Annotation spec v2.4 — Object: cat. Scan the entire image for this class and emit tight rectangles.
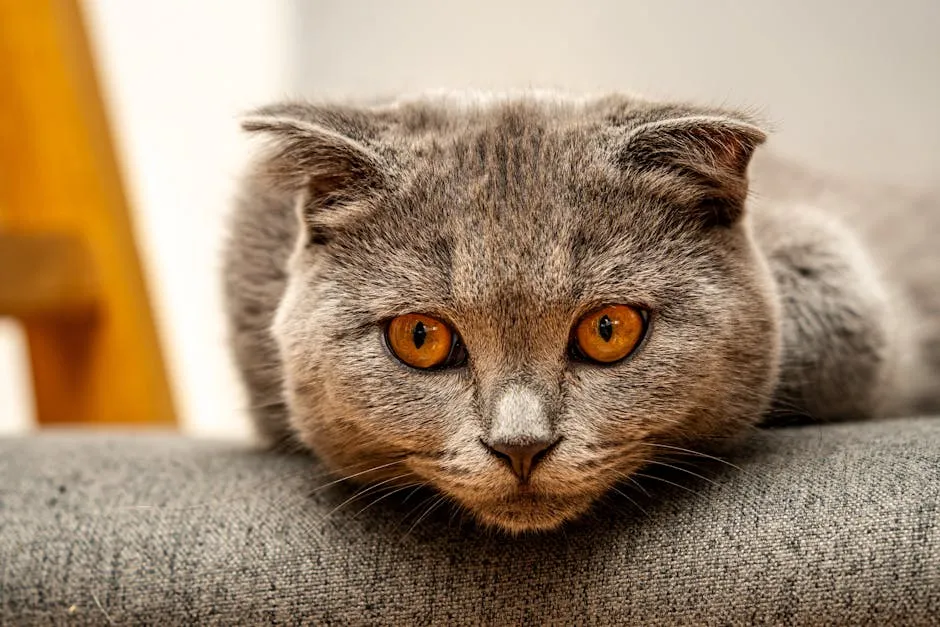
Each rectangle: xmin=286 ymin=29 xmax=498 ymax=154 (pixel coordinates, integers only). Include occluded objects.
xmin=223 ymin=92 xmax=939 ymax=533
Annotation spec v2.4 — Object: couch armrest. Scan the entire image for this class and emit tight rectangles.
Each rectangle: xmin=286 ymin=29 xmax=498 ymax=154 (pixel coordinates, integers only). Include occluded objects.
xmin=2 ymin=418 xmax=938 ymax=624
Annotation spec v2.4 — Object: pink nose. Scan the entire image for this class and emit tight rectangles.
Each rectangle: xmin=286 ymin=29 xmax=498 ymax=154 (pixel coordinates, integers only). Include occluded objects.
xmin=484 ymin=438 xmax=558 ymax=482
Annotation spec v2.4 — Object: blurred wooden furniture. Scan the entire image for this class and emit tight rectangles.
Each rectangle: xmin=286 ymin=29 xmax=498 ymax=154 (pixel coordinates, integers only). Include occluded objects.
xmin=0 ymin=0 xmax=176 ymax=426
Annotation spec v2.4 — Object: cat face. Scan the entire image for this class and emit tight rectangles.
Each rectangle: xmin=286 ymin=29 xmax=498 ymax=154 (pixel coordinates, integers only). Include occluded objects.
xmin=251 ymin=95 xmax=780 ymax=532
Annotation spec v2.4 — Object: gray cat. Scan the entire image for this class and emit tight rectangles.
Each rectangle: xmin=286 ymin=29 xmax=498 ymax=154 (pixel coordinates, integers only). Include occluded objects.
xmin=223 ymin=92 xmax=939 ymax=533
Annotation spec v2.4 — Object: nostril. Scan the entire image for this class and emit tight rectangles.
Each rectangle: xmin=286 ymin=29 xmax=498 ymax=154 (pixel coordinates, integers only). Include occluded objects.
xmin=482 ymin=437 xmax=560 ymax=482
xmin=530 ymin=443 xmax=553 ymax=468
xmin=483 ymin=441 xmax=513 ymax=465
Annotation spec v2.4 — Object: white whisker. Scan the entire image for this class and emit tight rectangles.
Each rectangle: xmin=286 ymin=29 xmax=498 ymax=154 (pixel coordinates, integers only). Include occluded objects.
xmin=321 ymin=473 xmax=414 ymax=521
xmin=354 ymin=481 xmax=429 ymax=518
xmin=310 ymin=459 xmax=407 ymax=493
xmin=643 ymin=460 xmax=720 ymax=487
xmin=609 ymin=485 xmax=650 ymax=518
xmin=642 ymin=442 xmax=743 ymax=472
xmin=404 ymin=495 xmax=449 ymax=538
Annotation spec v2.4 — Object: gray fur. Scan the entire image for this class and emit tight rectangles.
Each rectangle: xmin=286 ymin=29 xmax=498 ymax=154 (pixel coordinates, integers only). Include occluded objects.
xmin=490 ymin=385 xmax=552 ymax=447
xmin=223 ymin=92 xmax=939 ymax=533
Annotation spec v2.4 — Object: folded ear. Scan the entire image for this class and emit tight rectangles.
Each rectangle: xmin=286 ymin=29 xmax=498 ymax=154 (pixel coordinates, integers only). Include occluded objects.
xmin=616 ymin=115 xmax=766 ymax=227
xmin=242 ymin=108 xmax=393 ymax=243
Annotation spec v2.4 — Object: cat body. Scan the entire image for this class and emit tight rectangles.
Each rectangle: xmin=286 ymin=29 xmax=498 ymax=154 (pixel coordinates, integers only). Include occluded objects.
xmin=224 ymin=92 xmax=939 ymax=532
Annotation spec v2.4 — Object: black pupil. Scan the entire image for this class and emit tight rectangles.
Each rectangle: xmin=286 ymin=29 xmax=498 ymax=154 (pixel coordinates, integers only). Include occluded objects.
xmin=598 ymin=315 xmax=613 ymax=342
xmin=412 ymin=321 xmax=427 ymax=349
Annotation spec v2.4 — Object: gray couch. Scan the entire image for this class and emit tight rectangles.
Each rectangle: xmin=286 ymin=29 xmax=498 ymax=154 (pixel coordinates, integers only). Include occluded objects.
xmin=2 ymin=417 xmax=938 ymax=625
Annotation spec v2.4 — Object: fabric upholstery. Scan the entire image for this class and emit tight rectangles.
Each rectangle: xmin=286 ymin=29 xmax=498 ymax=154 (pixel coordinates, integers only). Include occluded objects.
xmin=1 ymin=418 xmax=938 ymax=625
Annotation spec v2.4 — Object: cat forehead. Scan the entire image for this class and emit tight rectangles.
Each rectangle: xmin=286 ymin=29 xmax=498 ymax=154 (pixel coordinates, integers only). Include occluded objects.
xmin=384 ymin=104 xmax=622 ymax=222
xmin=349 ymin=108 xmax=689 ymax=294
xmin=342 ymin=167 xmax=689 ymax=317
xmin=385 ymin=123 xmax=655 ymax=265
xmin=375 ymin=97 xmax=705 ymax=231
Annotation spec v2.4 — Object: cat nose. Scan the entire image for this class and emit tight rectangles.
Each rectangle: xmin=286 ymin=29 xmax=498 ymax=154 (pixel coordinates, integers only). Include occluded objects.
xmin=484 ymin=437 xmax=559 ymax=482
xmin=486 ymin=384 xmax=557 ymax=482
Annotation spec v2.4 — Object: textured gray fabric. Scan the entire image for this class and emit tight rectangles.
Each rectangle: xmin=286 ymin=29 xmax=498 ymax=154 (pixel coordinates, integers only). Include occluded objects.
xmin=1 ymin=419 xmax=938 ymax=625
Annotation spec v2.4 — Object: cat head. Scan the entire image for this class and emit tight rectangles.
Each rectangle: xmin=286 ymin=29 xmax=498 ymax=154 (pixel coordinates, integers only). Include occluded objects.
xmin=244 ymin=93 xmax=780 ymax=533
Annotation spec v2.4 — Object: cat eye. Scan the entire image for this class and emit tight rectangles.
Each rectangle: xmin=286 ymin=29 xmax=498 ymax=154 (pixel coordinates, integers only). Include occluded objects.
xmin=571 ymin=304 xmax=646 ymax=364
xmin=386 ymin=313 xmax=466 ymax=370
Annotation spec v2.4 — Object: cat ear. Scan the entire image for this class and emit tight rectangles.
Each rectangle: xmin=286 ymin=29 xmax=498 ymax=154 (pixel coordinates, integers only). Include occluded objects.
xmin=242 ymin=112 xmax=389 ymax=201
xmin=242 ymin=109 xmax=392 ymax=243
xmin=616 ymin=115 xmax=766 ymax=227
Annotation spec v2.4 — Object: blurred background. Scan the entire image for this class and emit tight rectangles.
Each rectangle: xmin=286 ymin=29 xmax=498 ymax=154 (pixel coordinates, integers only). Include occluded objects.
xmin=1 ymin=0 xmax=938 ymax=438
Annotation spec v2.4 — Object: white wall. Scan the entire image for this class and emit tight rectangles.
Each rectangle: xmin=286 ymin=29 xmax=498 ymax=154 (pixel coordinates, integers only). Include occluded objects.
xmin=80 ymin=0 xmax=295 ymax=437
xmin=0 ymin=320 xmax=34 ymax=434
xmin=2 ymin=1 xmax=937 ymax=435
xmin=293 ymin=0 xmax=940 ymax=187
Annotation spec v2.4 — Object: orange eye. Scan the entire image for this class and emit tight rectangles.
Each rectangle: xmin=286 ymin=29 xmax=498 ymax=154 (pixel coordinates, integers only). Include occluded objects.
xmin=573 ymin=304 xmax=646 ymax=364
xmin=386 ymin=313 xmax=457 ymax=369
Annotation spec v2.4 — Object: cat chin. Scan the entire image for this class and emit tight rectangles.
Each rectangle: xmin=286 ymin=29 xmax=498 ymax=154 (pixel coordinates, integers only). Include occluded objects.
xmin=467 ymin=494 xmax=594 ymax=534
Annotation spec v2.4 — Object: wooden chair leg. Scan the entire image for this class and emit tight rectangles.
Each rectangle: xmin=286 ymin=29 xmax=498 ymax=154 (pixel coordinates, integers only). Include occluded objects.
xmin=0 ymin=0 xmax=176 ymax=426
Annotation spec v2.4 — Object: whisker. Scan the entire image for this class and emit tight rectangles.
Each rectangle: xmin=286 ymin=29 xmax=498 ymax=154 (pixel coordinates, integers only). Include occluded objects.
xmin=309 ymin=459 xmax=407 ymax=493
xmin=304 ymin=456 xmax=410 ymax=484
xmin=401 ymin=484 xmax=428 ymax=505
xmin=321 ymin=473 xmax=414 ymax=522
xmin=404 ymin=495 xmax=449 ymax=538
xmin=624 ymin=474 xmax=651 ymax=497
xmin=643 ymin=460 xmax=720 ymax=487
xmin=632 ymin=472 xmax=706 ymax=499
xmin=399 ymin=492 xmax=439 ymax=528
xmin=448 ymin=499 xmax=465 ymax=527
xmin=608 ymin=485 xmax=650 ymax=518
xmin=353 ymin=481 xmax=429 ymax=518
xmin=642 ymin=443 xmax=743 ymax=472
